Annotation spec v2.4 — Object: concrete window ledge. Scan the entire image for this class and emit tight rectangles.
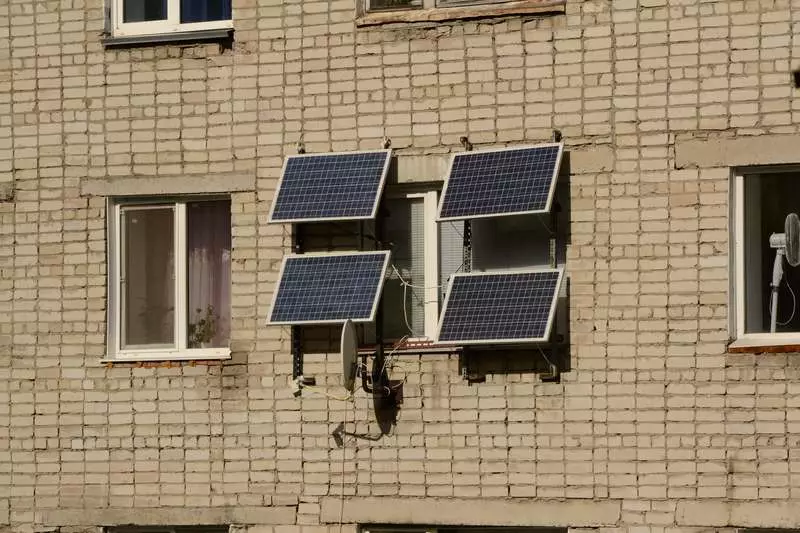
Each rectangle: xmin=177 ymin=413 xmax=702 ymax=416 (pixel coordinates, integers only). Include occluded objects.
xmin=101 ymin=28 xmax=233 ymax=47
xmin=40 ymin=506 xmax=296 ymax=527
xmin=727 ymin=337 xmax=800 ymax=354
xmin=80 ymin=172 xmax=256 ymax=198
xmin=677 ymin=501 xmax=800 ymax=527
xmin=356 ymin=0 xmax=565 ymax=26
xmin=674 ymin=132 xmax=800 ymax=169
xmin=320 ymin=497 xmax=621 ymax=527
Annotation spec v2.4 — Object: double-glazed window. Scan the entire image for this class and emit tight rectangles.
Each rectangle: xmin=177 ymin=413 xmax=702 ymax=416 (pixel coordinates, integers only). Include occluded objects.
xmin=107 ymin=198 xmax=232 ymax=361
xmin=732 ymin=168 xmax=800 ymax=346
xmin=111 ymin=0 xmax=232 ymax=37
xmin=380 ymin=191 xmax=463 ymax=340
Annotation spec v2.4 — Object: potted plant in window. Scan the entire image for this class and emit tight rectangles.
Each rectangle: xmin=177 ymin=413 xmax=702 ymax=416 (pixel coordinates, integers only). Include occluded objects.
xmin=189 ymin=305 xmax=218 ymax=349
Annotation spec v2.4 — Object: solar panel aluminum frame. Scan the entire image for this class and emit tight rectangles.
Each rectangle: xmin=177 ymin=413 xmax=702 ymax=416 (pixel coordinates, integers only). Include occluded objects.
xmin=436 ymin=142 xmax=564 ymax=222
xmin=434 ymin=267 xmax=565 ymax=345
xmin=267 ymin=250 xmax=392 ymax=326
xmin=267 ymin=149 xmax=393 ymax=224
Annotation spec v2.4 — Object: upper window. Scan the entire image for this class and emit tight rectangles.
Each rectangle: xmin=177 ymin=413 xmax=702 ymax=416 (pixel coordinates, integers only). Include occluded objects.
xmin=732 ymin=168 xmax=800 ymax=346
xmin=111 ymin=0 xmax=232 ymax=37
xmin=380 ymin=190 xmax=463 ymax=341
xmin=107 ymin=198 xmax=232 ymax=361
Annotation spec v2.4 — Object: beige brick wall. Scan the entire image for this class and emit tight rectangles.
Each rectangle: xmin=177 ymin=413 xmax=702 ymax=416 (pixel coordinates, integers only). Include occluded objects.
xmin=2 ymin=0 xmax=800 ymax=531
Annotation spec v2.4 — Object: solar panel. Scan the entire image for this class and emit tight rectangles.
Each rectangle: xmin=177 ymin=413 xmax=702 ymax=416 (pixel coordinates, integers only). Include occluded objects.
xmin=268 ymin=251 xmax=391 ymax=325
xmin=436 ymin=268 xmax=563 ymax=344
xmin=268 ymin=150 xmax=392 ymax=223
xmin=437 ymin=143 xmax=563 ymax=221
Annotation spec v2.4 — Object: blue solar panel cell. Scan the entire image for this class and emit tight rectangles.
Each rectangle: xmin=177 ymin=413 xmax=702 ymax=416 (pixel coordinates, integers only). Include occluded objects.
xmin=437 ymin=143 xmax=563 ymax=221
xmin=268 ymin=251 xmax=391 ymax=325
xmin=269 ymin=150 xmax=392 ymax=223
xmin=436 ymin=269 xmax=563 ymax=344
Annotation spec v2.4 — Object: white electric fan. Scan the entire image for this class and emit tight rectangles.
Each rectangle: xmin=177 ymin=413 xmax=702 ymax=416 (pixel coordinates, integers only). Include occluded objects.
xmin=340 ymin=319 xmax=358 ymax=393
xmin=769 ymin=213 xmax=800 ymax=333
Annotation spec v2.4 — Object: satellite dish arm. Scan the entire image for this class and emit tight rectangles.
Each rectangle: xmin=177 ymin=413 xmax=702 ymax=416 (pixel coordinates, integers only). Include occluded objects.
xmin=360 ymin=354 xmax=375 ymax=393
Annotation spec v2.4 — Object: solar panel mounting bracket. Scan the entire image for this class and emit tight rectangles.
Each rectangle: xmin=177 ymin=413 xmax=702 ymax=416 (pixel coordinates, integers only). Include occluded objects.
xmin=291 ymin=223 xmax=304 ymax=382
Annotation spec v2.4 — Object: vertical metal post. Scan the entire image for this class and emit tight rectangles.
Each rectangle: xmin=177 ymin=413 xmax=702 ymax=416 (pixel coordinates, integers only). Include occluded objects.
xmin=462 ymin=220 xmax=472 ymax=273
xmin=549 ymin=208 xmax=557 ymax=269
xmin=460 ymin=137 xmax=473 ymax=274
xmin=291 ymin=223 xmax=303 ymax=380
xmin=372 ymin=208 xmax=385 ymax=393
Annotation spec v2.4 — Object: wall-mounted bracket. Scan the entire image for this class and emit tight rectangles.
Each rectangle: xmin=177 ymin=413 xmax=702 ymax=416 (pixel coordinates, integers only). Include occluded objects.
xmin=291 ymin=223 xmax=304 ymax=387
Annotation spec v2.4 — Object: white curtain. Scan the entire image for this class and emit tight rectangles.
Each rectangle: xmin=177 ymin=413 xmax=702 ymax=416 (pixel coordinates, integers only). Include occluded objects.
xmin=187 ymin=200 xmax=231 ymax=347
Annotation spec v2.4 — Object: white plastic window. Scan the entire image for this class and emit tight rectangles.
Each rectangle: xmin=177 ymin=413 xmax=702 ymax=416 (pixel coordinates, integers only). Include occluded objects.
xmin=381 ymin=191 xmax=464 ymax=340
xmin=732 ymin=169 xmax=800 ymax=346
xmin=111 ymin=0 xmax=232 ymax=37
xmin=106 ymin=198 xmax=232 ymax=361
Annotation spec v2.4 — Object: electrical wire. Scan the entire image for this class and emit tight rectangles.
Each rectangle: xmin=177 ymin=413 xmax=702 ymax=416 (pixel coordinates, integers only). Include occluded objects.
xmin=380 ymin=335 xmax=412 ymax=392
xmin=535 ymin=215 xmax=555 ymax=235
xmin=446 ymin=220 xmax=465 ymax=239
xmin=390 ymin=264 xmax=446 ymax=290
xmin=777 ymin=278 xmax=797 ymax=326
xmin=337 ymin=397 xmax=356 ymax=533
xmin=299 ymin=384 xmax=353 ymax=402
xmin=401 ymin=282 xmax=420 ymax=337
xmin=390 ymin=262 xmax=465 ymax=336
xmin=537 ymin=345 xmax=555 ymax=368
xmin=381 ymin=335 xmax=409 ymax=375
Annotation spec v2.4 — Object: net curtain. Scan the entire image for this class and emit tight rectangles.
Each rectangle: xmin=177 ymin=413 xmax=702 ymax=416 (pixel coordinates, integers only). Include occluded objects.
xmin=187 ymin=201 xmax=231 ymax=347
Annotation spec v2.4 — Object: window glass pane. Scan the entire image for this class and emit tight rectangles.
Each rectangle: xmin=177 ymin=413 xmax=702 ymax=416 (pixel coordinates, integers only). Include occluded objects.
xmin=382 ymin=198 xmax=426 ymax=339
xmin=368 ymin=0 xmax=422 ymax=10
xmin=744 ymin=173 xmax=800 ymax=333
xmin=181 ymin=0 xmax=232 ymax=23
xmin=187 ymin=200 xmax=231 ymax=348
xmin=122 ymin=207 xmax=175 ymax=348
xmin=123 ymin=0 xmax=167 ymax=22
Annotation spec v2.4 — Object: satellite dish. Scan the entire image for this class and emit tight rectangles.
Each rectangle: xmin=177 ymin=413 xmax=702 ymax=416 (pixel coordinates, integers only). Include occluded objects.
xmin=340 ymin=319 xmax=358 ymax=393
xmin=768 ymin=213 xmax=800 ymax=332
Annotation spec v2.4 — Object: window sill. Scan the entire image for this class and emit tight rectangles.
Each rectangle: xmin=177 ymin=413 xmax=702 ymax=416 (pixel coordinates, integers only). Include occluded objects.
xmin=101 ymin=347 xmax=231 ymax=363
xmin=360 ymin=340 xmax=463 ymax=355
xmin=102 ymin=28 xmax=233 ymax=48
xmin=357 ymin=0 xmax=565 ymax=26
xmin=728 ymin=337 xmax=800 ymax=354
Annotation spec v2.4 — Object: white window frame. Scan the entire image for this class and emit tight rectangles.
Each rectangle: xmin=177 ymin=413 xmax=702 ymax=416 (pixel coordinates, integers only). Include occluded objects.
xmin=731 ymin=168 xmax=800 ymax=348
xmin=105 ymin=198 xmax=231 ymax=362
xmin=384 ymin=190 xmax=441 ymax=340
xmin=111 ymin=0 xmax=233 ymax=38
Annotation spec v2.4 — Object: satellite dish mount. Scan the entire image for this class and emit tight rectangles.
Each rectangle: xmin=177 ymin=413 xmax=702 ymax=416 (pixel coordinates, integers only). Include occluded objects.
xmin=768 ymin=213 xmax=800 ymax=333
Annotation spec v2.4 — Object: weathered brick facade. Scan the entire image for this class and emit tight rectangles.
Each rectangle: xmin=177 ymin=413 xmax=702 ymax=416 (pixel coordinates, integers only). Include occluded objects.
xmin=2 ymin=0 xmax=800 ymax=532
